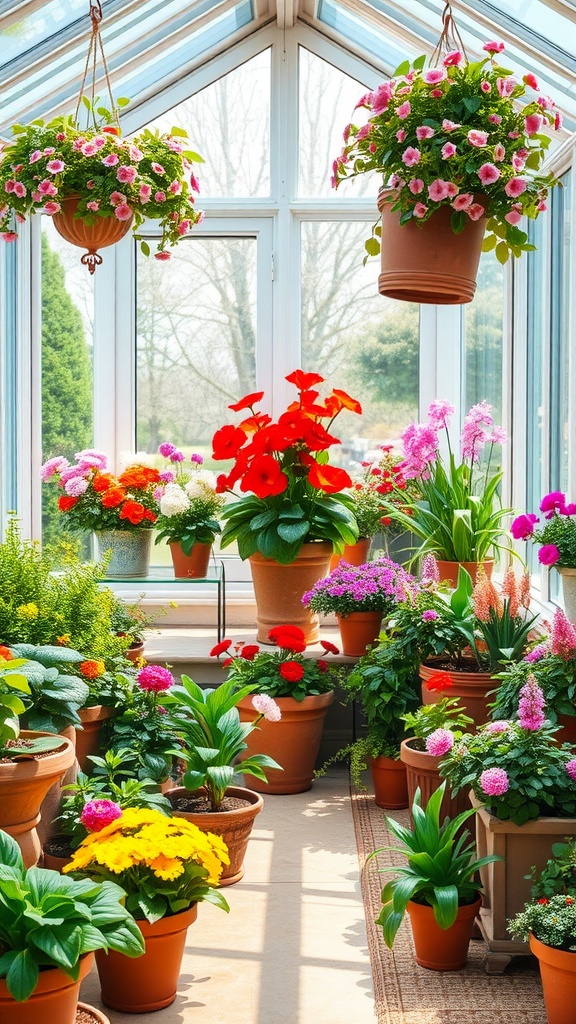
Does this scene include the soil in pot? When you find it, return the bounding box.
[76,1005,110,1024]
[42,833,74,871]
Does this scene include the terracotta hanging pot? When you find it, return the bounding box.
[96,904,197,1013]
[0,953,93,1024]
[53,196,133,274]
[167,785,263,885]
[529,934,576,1024]
[0,731,76,867]
[377,191,486,305]
[406,896,481,970]
[169,540,212,578]
[249,542,332,645]
[329,537,371,573]
[236,692,334,794]
[336,611,383,657]
[400,738,471,825]
[434,558,494,587]
[76,705,116,771]
[370,755,409,809]
[419,661,495,728]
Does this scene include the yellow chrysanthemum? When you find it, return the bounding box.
[16,602,39,619]
[148,854,185,881]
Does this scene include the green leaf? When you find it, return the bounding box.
[393,60,411,77]
[495,241,510,264]
[364,237,380,257]
[481,234,497,252]
[116,97,130,107]
[140,240,150,257]
[5,949,39,1002]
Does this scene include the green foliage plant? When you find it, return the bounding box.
[527,839,576,901]
[509,893,576,950]
[373,783,499,948]
[401,697,474,743]
[0,647,84,756]
[164,676,282,809]
[0,829,144,1001]
[103,673,179,783]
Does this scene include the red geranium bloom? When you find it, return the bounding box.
[274,635,306,653]
[119,500,146,525]
[240,455,288,498]
[228,391,265,412]
[212,424,248,461]
[285,369,324,391]
[92,472,116,492]
[320,640,339,655]
[58,495,78,511]
[0,646,13,661]
[241,644,260,660]
[222,657,234,667]
[210,639,232,657]
[269,626,306,641]
[307,461,352,493]
[330,388,362,415]
[279,660,305,682]
[101,487,126,508]
[300,420,341,452]
[142,508,157,522]
[317,659,329,672]
[426,671,454,692]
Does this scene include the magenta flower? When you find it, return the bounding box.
[170,450,184,463]
[493,143,506,162]
[80,799,122,833]
[416,126,435,140]
[510,513,539,540]
[159,442,176,457]
[401,147,421,167]
[426,729,454,757]
[550,609,576,659]
[252,694,282,722]
[423,68,447,85]
[427,399,454,429]
[540,491,566,517]
[483,40,505,53]
[485,720,511,734]
[480,767,509,796]
[397,101,411,120]
[191,453,204,464]
[525,113,544,136]
[422,609,439,621]
[566,759,576,782]
[538,544,560,566]
[40,455,70,481]
[524,642,549,663]
[420,553,440,584]
[137,665,174,692]
[443,50,463,67]
[81,142,98,157]
[505,178,527,198]
[517,675,546,731]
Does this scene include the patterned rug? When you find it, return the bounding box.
[350,788,547,1024]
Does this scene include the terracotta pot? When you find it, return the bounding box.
[76,1004,111,1024]
[169,540,212,578]
[96,903,197,1012]
[0,731,76,867]
[556,713,576,745]
[377,191,486,305]
[336,611,383,657]
[167,785,263,885]
[237,692,334,794]
[0,953,93,1024]
[125,641,144,664]
[434,559,494,588]
[419,661,495,728]
[406,896,481,970]
[471,795,576,972]
[529,933,576,1024]
[558,567,576,624]
[370,755,408,809]
[400,738,471,825]
[36,725,78,849]
[53,196,133,274]
[249,542,333,645]
[76,705,116,771]
[95,529,152,578]
[329,537,371,572]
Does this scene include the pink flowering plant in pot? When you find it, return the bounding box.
[440,675,576,825]
[333,41,561,263]
[511,491,576,568]
[0,97,203,258]
[154,444,225,554]
[103,664,180,783]
[381,399,513,564]
[302,556,417,618]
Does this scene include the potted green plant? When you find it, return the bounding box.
[0,97,203,268]
[102,664,179,785]
[163,676,281,884]
[302,556,417,656]
[154,446,225,578]
[372,782,499,970]
[63,806,229,1013]
[211,625,338,793]
[212,369,360,643]
[333,40,561,303]
[0,829,144,1024]
[400,694,474,824]
[511,491,576,622]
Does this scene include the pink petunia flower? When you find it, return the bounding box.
[139,183,152,201]
[151,162,165,175]
[416,125,435,140]
[1,232,18,242]
[510,513,539,540]
[497,77,517,98]
[445,182,459,198]
[443,50,463,67]
[86,201,100,212]
[489,114,502,124]
[117,165,137,184]
[480,81,491,93]
[397,101,411,120]
[505,209,522,225]
[467,129,488,147]
[43,147,55,156]
[38,180,58,196]
[129,145,144,161]
[413,203,428,218]
[523,72,539,90]
[451,194,473,212]
[401,147,421,167]
[190,173,201,193]
[396,129,406,142]
[493,143,506,162]
[46,159,65,174]
[81,142,99,156]
[102,153,119,166]
[467,203,485,221]
[537,94,555,111]
[169,180,182,194]
[114,203,132,221]
[43,201,61,215]
[427,179,450,202]
[154,191,166,202]
[109,191,126,206]
[441,142,456,159]
[483,40,505,53]
[478,163,501,185]
[538,544,560,566]
[525,113,544,136]
[505,177,528,198]
[13,182,26,198]
[29,150,43,164]
[423,68,447,85]
[408,178,424,194]
[442,119,460,132]
[430,89,443,98]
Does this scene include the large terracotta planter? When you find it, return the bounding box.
[419,661,495,728]
[336,611,383,657]
[53,196,133,274]
[558,567,576,624]
[434,559,494,587]
[406,897,481,970]
[95,529,152,578]
[237,691,334,793]
[377,191,486,305]
[0,953,93,1024]
[329,537,371,572]
[249,542,332,645]
[471,795,576,973]
[400,738,471,825]
[167,785,263,885]
[529,933,576,1024]
[370,755,408,809]
[0,731,75,867]
[96,904,197,1012]
[169,540,212,578]
[76,705,116,771]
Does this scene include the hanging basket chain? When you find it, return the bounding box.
[74,0,120,131]
[429,1,469,67]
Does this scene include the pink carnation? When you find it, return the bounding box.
[425,728,454,756]
[252,693,282,722]
[137,665,174,692]
[114,203,132,221]
[480,767,509,796]
[80,799,122,833]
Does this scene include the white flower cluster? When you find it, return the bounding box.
[185,469,218,499]
[160,483,190,517]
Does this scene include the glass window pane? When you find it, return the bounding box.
[299,48,375,199]
[301,220,419,464]
[41,219,94,549]
[464,251,504,423]
[144,50,271,199]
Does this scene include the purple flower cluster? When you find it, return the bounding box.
[302,557,417,616]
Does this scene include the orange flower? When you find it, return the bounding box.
[119,500,146,525]
[80,660,105,679]
[307,461,352,493]
[58,495,78,511]
[92,473,117,492]
[101,487,127,508]
[118,465,160,490]
[56,635,71,646]
[0,645,13,661]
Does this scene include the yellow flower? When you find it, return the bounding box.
[149,854,185,880]
[16,602,38,619]
[57,634,71,646]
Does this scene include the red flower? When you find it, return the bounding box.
[307,461,352,494]
[426,671,454,692]
[210,639,232,657]
[222,657,233,667]
[142,508,157,522]
[92,473,116,492]
[0,646,12,661]
[212,424,248,460]
[228,391,264,412]
[239,413,272,434]
[317,659,329,672]
[285,369,324,391]
[58,495,78,511]
[274,634,306,653]
[241,644,260,660]
[300,420,341,452]
[380,516,392,526]
[269,626,306,642]
[240,456,288,499]
[118,465,160,489]
[101,487,126,508]
[320,640,339,655]
[119,500,146,525]
[566,897,574,905]
[279,661,305,682]
[537,898,549,905]
[330,388,362,415]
